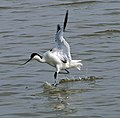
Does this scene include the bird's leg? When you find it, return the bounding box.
[59,69,70,74]
[53,65,60,86]
[54,72,57,79]
[53,72,59,87]
[65,69,70,74]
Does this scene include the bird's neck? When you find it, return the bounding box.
[34,55,45,63]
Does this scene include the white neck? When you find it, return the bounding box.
[33,55,45,63]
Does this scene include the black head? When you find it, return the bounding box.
[23,53,42,65]
[30,53,39,59]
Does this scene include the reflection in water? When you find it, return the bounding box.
[42,76,97,111]
[42,82,70,111]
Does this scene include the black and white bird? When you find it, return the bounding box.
[23,10,83,81]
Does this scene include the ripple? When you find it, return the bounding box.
[42,1,102,7]
[18,34,35,38]
[7,112,40,117]
[81,29,120,37]
[0,6,20,10]
[0,30,14,34]
[95,29,120,34]
[0,91,18,96]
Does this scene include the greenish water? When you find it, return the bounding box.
[0,0,120,118]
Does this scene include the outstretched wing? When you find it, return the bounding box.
[55,10,72,61]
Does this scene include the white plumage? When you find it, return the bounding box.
[24,10,83,81]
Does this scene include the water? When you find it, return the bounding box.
[0,0,120,117]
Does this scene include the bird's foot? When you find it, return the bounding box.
[52,79,59,87]
[52,82,59,87]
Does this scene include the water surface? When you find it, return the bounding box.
[0,0,120,118]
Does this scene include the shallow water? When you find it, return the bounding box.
[0,0,120,118]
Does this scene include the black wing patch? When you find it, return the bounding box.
[57,24,61,33]
[63,10,68,32]
[61,58,67,63]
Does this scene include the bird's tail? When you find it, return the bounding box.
[69,60,83,70]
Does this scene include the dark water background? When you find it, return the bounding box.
[0,0,120,118]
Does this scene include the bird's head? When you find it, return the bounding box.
[23,53,42,65]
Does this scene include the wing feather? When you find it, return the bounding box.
[55,10,72,61]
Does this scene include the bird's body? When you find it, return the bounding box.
[24,10,83,81]
[33,50,82,70]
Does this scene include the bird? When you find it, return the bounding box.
[23,10,83,83]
